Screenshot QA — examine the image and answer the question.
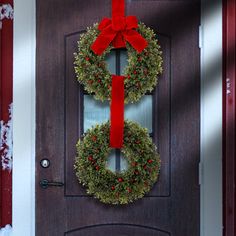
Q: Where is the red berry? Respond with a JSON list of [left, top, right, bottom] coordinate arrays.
[[138, 57, 142, 62], [98, 79, 101, 83], [127, 75, 131, 79], [85, 57, 90, 61], [127, 187, 132, 193], [134, 70, 137, 74], [111, 186, 115, 190], [132, 162, 137, 167], [143, 164, 147, 170], [95, 166, 100, 170], [118, 178, 123, 182], [88, 156, 93, 161], [148, 159, 153, 163], [134, 170, 139, 175], [92, 136, 97, 141]]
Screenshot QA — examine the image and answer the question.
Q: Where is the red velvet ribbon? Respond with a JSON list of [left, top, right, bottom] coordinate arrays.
[[110, 75, 125, 148], [95, 0, 148, 148], [91, 0, 147, 55]]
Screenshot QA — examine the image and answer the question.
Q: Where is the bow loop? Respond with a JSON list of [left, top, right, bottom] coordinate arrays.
[[98, 18, 112, 31], [91, 1, 148, 55], [125, 16, 138, 30]]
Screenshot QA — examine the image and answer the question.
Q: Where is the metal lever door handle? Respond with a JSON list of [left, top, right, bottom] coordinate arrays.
[[39, 179, 64, 189]]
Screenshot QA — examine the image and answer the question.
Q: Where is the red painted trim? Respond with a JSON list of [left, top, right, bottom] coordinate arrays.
[[0, 0, 13, 227], [223, 0, 236, 235]]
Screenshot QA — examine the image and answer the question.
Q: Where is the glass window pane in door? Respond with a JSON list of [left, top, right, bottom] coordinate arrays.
[[83, 96, 110, 132], [105, 50, 116, 74], [84, 95, 152, 133]]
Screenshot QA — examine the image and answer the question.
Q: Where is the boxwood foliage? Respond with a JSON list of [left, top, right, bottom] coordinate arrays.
[[74, 23, 163, 103], [74, 120, 161, 205]]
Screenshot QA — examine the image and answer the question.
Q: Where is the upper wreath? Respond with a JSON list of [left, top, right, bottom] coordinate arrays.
[[74, 22, 163, 103]]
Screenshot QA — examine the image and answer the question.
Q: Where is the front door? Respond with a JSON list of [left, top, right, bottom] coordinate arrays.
[[36, 1, 200, 235]]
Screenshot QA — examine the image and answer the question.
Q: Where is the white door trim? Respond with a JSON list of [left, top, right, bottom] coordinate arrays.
[[12, 0, 222, 235], [200, 1, 222, 235], [13, 0, 35, 235]]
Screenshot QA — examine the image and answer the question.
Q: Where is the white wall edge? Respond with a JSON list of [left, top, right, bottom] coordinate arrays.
[[200, 0, 223, 236], [12, 0, 36, 235], [12, 0, 222, 235]]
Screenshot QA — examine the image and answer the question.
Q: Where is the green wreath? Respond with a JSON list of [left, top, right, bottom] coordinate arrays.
[[74, 23, 163, 103], [74, 120, 161, 204]]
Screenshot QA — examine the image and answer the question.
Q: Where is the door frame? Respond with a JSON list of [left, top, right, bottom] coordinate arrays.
[[12, 0, 223, 235], [223, 0, 236, 235]]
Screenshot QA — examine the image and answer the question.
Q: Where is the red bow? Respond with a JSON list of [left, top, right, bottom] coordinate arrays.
[[91, 6, 147, 55]]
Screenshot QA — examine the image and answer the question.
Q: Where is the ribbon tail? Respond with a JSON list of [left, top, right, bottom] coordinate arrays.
[[110, 75, 125, 148], [91, 30, 116, 55], [123, 30, 148, 53]]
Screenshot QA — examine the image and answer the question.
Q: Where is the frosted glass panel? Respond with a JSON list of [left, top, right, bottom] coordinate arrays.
[[105, 50, 116, 74], [83, 97, 110, 132], [84, 95, 152, 133], [107, 149, 128, 172], [125, 96, 152, 132], [107, 149, 116, 172], [105, 49, 128, 75]]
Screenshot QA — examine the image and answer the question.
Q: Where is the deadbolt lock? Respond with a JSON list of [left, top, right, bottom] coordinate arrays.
[[40, 159, 50, 168]]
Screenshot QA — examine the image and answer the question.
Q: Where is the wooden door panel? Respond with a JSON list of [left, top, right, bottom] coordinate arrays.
[[151, 34, 171, 197], [65, 224, 170, 236], [65, 198, 170, 232], [65, 32, 85, 196], [65, 32, 171, 197], [36, 0, 200, 235]]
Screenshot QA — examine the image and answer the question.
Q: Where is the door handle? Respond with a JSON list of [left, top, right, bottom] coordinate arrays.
[[39, 179, 64, 189]]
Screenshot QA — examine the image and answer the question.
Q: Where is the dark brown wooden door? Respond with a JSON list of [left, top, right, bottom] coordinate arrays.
[[36, 1, 200, 235]]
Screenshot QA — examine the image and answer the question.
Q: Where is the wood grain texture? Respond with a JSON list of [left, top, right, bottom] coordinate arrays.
[[223, 0, 236, 235], [65, 224, 170, 236], [36, 1, 200, 235]]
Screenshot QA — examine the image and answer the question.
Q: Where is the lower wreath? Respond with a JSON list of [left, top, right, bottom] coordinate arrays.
[[74, 120, 161, 205]]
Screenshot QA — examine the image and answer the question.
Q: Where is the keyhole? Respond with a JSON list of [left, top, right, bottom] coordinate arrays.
[[40, 159, 50, 168]]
